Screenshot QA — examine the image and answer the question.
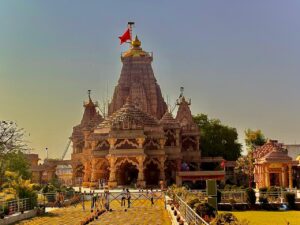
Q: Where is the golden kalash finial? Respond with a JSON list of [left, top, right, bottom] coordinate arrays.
[[131, 35, 141, 48]]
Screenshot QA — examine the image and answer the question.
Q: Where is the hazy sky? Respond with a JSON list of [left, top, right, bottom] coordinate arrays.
[[1, 1, 300, 160]]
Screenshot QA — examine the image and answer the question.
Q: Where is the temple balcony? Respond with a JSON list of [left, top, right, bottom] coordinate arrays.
[[92, 150, 108, 157], [109, 148, 145, 155], [165, 146, 181, 155]]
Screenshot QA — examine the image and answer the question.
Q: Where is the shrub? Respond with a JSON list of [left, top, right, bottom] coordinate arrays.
[[267, 186, 280, 193], [195, 202, 216, 219], [259, 187, 268, 193], [211, 213, 249, 225], [229, 198, 236, 204], [285, 192, 296, 209], [211, 213, 238, 224], [187, 198, 201, 209], [231, 185, 238, 190], [224, 184, 231, 190], [245, 188, 256, 205], [258, 196, 268, 204]]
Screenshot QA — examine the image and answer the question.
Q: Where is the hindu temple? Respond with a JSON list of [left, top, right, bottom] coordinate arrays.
[[69, 35, 225, 188]]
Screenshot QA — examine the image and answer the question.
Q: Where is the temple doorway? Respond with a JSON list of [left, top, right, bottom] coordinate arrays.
[[165, 160, 176, 186], [145, 161, 160, 186], [116, 162, 138, 186], [270, 173, 280, 186]]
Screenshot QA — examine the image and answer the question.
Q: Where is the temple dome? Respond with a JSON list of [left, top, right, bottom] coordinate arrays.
[[99, 100, 160, 129], [159, 111, 180, 129]]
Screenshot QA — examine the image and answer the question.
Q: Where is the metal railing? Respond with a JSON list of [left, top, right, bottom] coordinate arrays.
[[258, 190, 298, 203], [107, 190, 166, 209], [220, 191, 246, 203], [0, 197, 36, 216], [38, 191, 76, 207], [174, 194, 209, 225]]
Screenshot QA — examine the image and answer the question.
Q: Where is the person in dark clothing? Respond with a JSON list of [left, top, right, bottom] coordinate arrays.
[[150, 188, 154, 206], [126, 189, 131, 208]]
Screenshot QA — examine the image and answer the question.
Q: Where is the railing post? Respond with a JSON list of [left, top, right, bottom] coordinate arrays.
[[17, 199, 19, 213]]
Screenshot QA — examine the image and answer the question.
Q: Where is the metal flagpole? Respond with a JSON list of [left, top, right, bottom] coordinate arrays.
[[46, 147, 48, 159], [128, 22, 135, 40]]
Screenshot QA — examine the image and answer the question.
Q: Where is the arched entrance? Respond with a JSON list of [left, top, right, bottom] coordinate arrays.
[[165, 160, 176, 186], [144, 161, 160, 186], [116, 161, 138, 186]]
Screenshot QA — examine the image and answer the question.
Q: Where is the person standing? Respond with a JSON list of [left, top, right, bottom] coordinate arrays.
[[121, 188, 126, 207], [126, 189, 131, 208], [91, 191, 95, 211], [81, 191, 86, 211], [150, 189, 154, 206], [104, 190, 110, 211]]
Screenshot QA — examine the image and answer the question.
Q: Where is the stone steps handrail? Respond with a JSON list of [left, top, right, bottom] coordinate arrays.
[[174, 194, 209, 225]]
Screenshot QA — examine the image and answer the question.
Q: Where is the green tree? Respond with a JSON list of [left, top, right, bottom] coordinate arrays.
[[2, 171, 36, 199], [244, 129, 266, 150], [236, 129, 266, 187], [193, 114, 242, 161], [5, 151, 31, 179], [0, 121, 29, 185]]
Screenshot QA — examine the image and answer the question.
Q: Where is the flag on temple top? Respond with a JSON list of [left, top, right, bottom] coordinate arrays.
[[118, 28, 131, 44]]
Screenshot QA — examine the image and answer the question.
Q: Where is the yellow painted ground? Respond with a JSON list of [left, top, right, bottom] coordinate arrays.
[[14, 200, 172, 225], [221, 211, 300, 225]]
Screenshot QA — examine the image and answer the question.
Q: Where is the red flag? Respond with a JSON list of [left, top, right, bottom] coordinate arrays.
[[118, 28, 131, 45]]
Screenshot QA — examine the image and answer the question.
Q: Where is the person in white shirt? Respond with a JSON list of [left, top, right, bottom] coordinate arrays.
[[121, 188, 126, 207]]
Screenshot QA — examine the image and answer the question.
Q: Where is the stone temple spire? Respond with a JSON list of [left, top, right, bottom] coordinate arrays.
[[108, 36, 167, 119], [175, 88, 195, 128], [81, 90, 102, 127]]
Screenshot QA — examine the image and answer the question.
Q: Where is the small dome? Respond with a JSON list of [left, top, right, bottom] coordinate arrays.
[[98, 101, 159, 129], [122, 36, 150, 58], [159, 111, 180, 128], [131, 35, 141, 47]]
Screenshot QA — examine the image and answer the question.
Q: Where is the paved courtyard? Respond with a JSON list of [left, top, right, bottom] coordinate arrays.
[[14, 200, 172, 225]]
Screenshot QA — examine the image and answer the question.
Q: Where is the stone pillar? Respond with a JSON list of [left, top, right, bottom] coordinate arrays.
[[137, 137, 145, 149], [282, 166, 287, 187], [288, 164, 293, 189], [82, 129, 90, 149], [91, 158, 99, 184], [107, 155, 117, 188], [260, 165, 265, 188], [265, 165, 270, 187], [137, 155, 146, 188], [158, 156, 166, 181], [159, 138, 166, 149], [83, 161, 91, 184], [176, 159, 182, 171], [108, 138, 117, 150], [91, 141, 97, 151], [175, 130, 180, 147]]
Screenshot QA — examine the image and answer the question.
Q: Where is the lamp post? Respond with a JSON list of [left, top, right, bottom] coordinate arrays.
[[45, 147, 48, 160]]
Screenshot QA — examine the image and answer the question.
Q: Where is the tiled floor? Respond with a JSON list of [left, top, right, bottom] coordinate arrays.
[[14, 200, 172, 225]]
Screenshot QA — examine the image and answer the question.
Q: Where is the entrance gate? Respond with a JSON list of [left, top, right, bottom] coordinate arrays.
[[107, 190, 166, 209]]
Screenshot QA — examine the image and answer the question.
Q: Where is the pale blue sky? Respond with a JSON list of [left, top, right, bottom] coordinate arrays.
[[1, 1, 300, 159]]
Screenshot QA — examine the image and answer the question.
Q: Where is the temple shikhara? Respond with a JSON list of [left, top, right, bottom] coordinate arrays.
[[70, 35, 216, 188]]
